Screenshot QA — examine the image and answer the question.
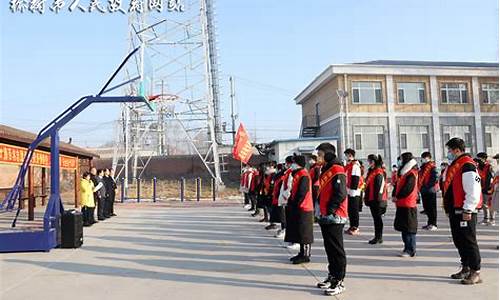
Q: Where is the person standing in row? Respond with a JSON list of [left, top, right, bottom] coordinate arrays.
[[476, 152, 494, 225], [80, 172, 95, 227], [490, 154, 499, 226], [393, 152, 419, 258], [308, 155, 322, 220], [443, 138, 483, 285], [280, 156, 297, 250], [285, 155, 314, 265], [364, 154, 387, 245], [240, 164, 251, 209], [343, 149, 362, 236], [315, 143, 348, 296], [270, 164, 286, 238], [90, 168, 102, 222], [248, 165, 259, 216], [103, 168, 116, 218], [391, 164, 398, 188], [263, 162, 277, 228], [418, 152, 439, 231]]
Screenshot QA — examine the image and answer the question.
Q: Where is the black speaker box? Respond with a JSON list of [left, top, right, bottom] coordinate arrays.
[[61, 209, 83, 248]]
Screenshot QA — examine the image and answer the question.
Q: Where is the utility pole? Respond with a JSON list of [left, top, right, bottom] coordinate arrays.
[[229, 76, 237, 145]]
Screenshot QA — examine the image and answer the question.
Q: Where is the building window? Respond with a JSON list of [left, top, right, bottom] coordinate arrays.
[[481, 83, 499, 104], [400, 133, 407, 149], [397, 82, 426, 104], [352, 126, 385, 158], [355, 134, 362, 150], [442, 125, 472, 154], [352, 81, 383, 104], [440, 83, 468, 104], [399, 126, 430, 155], [485, 125, 499, 155]]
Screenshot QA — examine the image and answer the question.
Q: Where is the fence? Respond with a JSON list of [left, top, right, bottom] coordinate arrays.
[[118, 177, 241, 203]]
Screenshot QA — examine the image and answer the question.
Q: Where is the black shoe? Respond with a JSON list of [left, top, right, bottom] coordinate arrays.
[[324, 280, 345, 296], [265, 224, 278, 230], [247, 208, 254, 211], [451, 266, 470, 279], [251, 212, 259, 217], [289, 254, 301, 261], [292, 256, 310, 264], [98, 218, 105, 221], [111, 213, 117, 217], [317, 275, 334, 289], [420, 210, 426, 214], [368, 238, 383, 245], [83, 223, 91, 227], [91, 220, 99, 224]]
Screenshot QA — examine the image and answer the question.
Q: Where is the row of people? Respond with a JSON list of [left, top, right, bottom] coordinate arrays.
[[80, 167, 117, 227], [239, 137, 498, 296]]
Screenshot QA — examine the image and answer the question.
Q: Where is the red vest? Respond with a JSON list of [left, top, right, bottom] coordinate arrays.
[[391, 170, 398, 186], [289, 168, 314, 212], [249, 169, 259, 192], [318, 164, 348, 217], [418, 161, 438, 191], [345, 160, 363, 189], [262, 175, 273, 195], [395, 168, 418, 208], [272, 175, 283, 205], [443, 155, 483, 210], [366, 167, 387, 202], [309, 163, 321, 187], [478, 162, 491, 190], [240, 170, 248, 187]]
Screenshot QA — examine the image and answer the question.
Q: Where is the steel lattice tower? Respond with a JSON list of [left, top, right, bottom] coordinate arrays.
[[112, 0, 223, 194]]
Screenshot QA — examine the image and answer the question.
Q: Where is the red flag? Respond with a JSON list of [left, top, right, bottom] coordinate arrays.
[[232, 123, 253, 164]]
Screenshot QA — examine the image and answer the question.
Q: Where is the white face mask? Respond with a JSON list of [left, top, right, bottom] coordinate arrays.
[[291, 163, 300, 170], [309, 160, 315, 165]]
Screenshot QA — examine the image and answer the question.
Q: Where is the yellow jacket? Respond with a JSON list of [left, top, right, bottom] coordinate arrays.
[[80, 178, 95, 208]]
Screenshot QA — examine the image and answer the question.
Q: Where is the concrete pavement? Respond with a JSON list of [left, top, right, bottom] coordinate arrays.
[[0, 201, 498, 300]]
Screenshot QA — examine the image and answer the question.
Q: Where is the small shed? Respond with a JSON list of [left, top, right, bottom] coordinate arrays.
[[0, 124, 99, 211]]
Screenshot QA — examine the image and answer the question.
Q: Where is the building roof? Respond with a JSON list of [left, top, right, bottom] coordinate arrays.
[[268, 136, 339, 145], [0, 124, 99, 159], [354, 60, 498, 68], [295, 60, 499, 104]]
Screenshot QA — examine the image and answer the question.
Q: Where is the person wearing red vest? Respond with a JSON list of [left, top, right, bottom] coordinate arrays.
[[270, 164, 287, 238], [248, 166, 260, 214], [259, 162, 276, 225], [419, 152, 439, 230], [240, 164, 251, 209], [476, 152, 494, 225], [308, 154, 322, 219], [279, 156, 296, 247], [444, 138, 482, 285], [392, 152, 419, 258], [284, 155, 314, 265], [439, 162, 448, 192], [314, 143, 348, 297], [343, 148, 362, 236], [489, 154, 499, 227], [391, 164, 398, 188], [251, 163, 266, 218], [364, 154, 387, 245]]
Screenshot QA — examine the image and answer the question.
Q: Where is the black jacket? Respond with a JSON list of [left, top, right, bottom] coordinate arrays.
[[420, 161, 439, 194]]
